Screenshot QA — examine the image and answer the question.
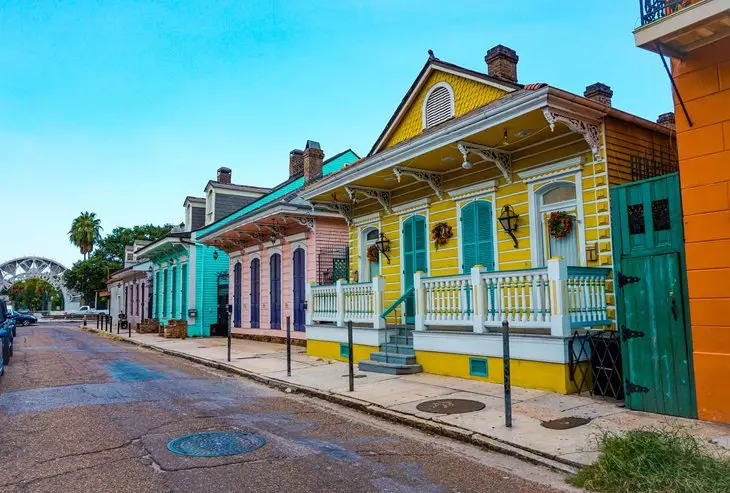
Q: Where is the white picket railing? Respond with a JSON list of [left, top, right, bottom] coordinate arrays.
[[307, 259, 611, 337], [421, 274, 474, 326]]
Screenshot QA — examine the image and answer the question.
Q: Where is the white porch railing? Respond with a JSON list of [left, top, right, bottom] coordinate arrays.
[[307, 276, 385, 328], [307, 258, 611, 337]]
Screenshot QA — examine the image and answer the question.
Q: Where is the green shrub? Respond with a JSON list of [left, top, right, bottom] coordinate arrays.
[[570, 427, 730, 493]]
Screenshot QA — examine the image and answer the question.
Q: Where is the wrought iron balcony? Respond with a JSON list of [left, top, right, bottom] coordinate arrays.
[[640, 0, 699, 26]]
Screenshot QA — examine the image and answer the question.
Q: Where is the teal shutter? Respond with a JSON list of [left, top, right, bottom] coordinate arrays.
[[402, 218, 414, 292], [413, 215, 428, 274], [461, 203, 477, 273], [181, 264, 188, 320], [476, 201, 495, 272]]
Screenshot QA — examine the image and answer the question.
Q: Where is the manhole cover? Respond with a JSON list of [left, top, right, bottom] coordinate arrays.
[[541, 417, 592, 430], [416, 399, 486, 414], [167, 432, 266, 457]]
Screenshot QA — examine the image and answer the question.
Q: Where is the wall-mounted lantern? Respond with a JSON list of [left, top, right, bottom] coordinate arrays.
[[375, 233, 392, 264], [498, 204, 520, 248], [212, 250, 219, 261]]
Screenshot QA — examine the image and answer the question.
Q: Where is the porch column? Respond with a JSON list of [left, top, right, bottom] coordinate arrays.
[[547, 257, 571, 337], [471, 265, 486, 334], [335, 278, 345, 327], [305, 281, 314, 326], [372, 275, 385, 329], [414, 271, 426, 331]]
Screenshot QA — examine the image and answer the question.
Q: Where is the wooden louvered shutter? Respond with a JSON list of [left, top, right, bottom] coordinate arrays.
[[403, 218, 414, 289], [461, 203, 477, 273], [424, 86, 454, 128], [476, 201, 495, 272], [413, 215, 428, 274]]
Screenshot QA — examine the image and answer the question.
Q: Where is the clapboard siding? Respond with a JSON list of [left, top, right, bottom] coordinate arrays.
[[605, 117, 675, 186]]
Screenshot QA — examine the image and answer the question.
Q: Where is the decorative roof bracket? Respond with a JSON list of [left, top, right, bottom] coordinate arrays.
[[345, 186, 392, 213], [457, 141, 512, 183], [283, 215, 314, 230], [542, 108, 601, 161], [313, 201, 354, 226], [239, 231, 265, 242], [393, 166, 444, 200]]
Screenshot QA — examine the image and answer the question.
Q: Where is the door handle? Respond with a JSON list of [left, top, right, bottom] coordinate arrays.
[[671, 299, 678, 322]]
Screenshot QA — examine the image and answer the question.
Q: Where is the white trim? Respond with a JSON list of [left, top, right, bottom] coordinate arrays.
[[188, 245, 197, 323], [285, 232, 307, 243], [413, 331, 573, 364], [245, 245, 262, 254], [359, 224, 383, 282], [517, 156, 584, 181], [267, 246, 283, 259], [352, 212, 381, 226], [421, 81, 455, 130], [393, 197, 432, 215], [301, 88, 551, 200], [528, 175, 586, 267], [248, 251, 261, 262], [447, 180, 497, 200]]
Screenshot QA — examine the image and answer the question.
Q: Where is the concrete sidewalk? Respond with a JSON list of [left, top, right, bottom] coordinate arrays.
[[83, 326, 730, 471]]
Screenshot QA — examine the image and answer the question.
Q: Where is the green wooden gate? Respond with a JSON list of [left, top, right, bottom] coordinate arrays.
[[610, 173, 696, 418]]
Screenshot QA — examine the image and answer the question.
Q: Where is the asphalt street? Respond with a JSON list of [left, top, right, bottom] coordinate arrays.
[[0, 323, 580, 493]]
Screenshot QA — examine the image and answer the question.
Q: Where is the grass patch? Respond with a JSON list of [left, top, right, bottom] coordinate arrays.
[[570, 427, 730, 493]]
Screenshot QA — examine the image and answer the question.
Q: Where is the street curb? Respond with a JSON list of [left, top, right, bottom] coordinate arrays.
[[82, 326, 580, 475]]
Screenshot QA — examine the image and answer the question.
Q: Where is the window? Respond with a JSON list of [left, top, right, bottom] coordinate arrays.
[[422, 83, 454, 129], [205, 190, 214, 224], [361, 227, 381, 282], [541, 184, 576, 206], [535, 181, 580, 266]]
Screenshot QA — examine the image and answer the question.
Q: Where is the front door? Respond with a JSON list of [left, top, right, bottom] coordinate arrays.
[[233, 262, 242, 327], [270, 254, 282, 329], [215, 276, 229, 337], [611, 173, 695, 418], [293, 248, 306, 331], [250, 259, 260, 328], [402, 215, 427, 324]]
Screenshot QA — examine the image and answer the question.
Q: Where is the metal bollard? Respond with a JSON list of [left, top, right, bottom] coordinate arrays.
[[96, 316, 100, 330], [129, 322, 132, 338], [347, 320, 354, 392], [502, 319, 512, 428], [286, 316, 291, 377], [117, 320, 120, 335], [83, 315, 87, 327]]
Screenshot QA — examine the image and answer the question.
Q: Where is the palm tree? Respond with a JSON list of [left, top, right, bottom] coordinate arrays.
[[69, 212, 102, 260]]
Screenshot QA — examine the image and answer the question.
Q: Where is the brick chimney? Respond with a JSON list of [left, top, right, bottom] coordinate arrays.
[[485, 45, 519, 83], [584, 83, 613, 106], [217, 167, 232, 184], [303, 140, 324, 185], [289, 149, 304, 177], [657, 112, 676, 130]]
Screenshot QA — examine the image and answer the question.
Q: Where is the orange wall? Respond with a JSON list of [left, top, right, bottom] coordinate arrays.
[[672, 36, 730, 423]]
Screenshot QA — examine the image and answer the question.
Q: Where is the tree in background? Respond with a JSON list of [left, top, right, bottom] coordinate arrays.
[[68, 212, 103, 260], [63, 223, 171, 304], [7, 279, 62, 311]]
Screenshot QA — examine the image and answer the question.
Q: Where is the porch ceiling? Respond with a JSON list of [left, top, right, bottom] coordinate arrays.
[[205, 211, 313, 253], [319, 108, 579, 199]]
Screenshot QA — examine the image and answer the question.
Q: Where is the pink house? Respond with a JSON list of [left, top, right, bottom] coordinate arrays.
[[197, 141, 358, 334]]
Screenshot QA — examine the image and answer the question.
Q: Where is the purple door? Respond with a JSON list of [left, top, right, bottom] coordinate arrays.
[[270, 253, 281, 329], [233, 262, 242, 327], [293, 248, 306, 331], [250, 258, 260, 328]]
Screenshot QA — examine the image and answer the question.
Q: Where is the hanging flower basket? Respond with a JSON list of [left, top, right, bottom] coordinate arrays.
[[548, 211, 573, 239], [431, 222, 453, 248], [366, 245, 379, 263]]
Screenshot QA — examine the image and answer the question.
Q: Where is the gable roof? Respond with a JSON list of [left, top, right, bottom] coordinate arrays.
[[368, 54, 521, 156], [196, 148, 360, 240]]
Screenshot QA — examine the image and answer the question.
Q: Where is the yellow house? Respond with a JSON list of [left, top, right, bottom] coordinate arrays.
[[300, 45, 675, 394]]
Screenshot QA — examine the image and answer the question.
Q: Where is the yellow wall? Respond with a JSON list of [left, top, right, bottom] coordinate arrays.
[[384, 71, 507, 149], [307, 340, 378, 364], [415, 350, 587, 394]]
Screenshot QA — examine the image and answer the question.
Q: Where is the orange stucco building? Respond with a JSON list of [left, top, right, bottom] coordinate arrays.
[[635, 0, 730, 423]]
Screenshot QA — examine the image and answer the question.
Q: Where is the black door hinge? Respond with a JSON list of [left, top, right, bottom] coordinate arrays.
[[625, 379, 649, 395], [621, 325, 645, 342], [617, 272, 641, 288]]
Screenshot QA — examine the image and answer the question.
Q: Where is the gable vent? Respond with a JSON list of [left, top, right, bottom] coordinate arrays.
[[423, 83, 454, 129]]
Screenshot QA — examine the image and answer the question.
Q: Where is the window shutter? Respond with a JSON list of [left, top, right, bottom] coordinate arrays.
[[461, 203, 477, 273], [413, 216, 428, 274], [424, 86, 454, 128], [476, 201, 495, 272]]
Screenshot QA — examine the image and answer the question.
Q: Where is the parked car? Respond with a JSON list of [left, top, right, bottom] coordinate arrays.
[[9, 310, 36, 328], [72, 306, 109, 316]]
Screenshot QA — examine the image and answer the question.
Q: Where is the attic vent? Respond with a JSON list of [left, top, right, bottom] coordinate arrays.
[[423, 83, 454, 129]]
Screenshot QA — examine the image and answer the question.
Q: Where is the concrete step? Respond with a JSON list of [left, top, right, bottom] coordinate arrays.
[[379, 343, 415, 355], [388, 334, 413, 345], [358, 359, 423, 375], [369, 352, 418, 365]]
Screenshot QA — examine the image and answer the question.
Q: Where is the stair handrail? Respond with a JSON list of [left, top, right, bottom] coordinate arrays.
[[380, 287, 415, 319]]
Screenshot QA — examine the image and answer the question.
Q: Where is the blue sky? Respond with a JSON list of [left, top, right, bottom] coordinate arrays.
[[0, 1, 671, 268]]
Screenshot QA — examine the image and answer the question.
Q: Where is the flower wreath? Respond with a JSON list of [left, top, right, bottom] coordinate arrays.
[[431, 222, 453, 248], [366, 245, 379, 263], [548, 211, 573, 239]]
